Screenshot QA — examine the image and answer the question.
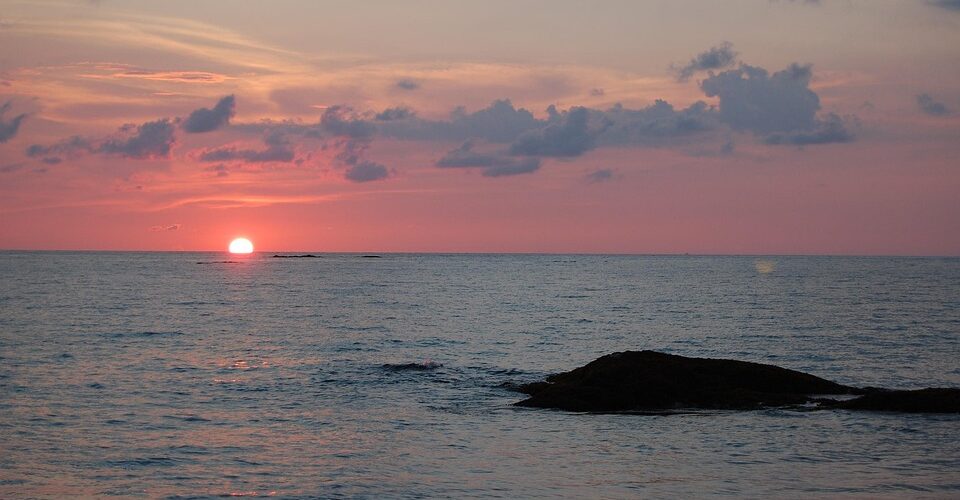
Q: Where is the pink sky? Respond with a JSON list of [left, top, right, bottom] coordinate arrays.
[[1, 0, 958, 254]]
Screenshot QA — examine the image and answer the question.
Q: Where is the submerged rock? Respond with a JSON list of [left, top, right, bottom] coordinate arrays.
[[516, 350, 858, 412]]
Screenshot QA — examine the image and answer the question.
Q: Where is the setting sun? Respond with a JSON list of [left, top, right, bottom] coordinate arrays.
[[228, 238, 254, 254]]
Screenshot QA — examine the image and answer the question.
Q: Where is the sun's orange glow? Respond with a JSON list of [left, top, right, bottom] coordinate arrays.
[[228, 237, 254, 254]]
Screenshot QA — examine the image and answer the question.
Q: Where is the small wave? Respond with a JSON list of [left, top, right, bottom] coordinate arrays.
[[382, 361, 443, 371], [164, 415, 211, 423], [196, 261, 240, 264]]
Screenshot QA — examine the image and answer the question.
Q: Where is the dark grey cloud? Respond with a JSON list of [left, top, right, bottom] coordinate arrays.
[[345, 161, 389, 182], [675, 42, 738, 81], [436, 141, 541, 177], [182, 95, 235, 133], [482, 158, 540, 177], [26, 136, 90, 159], [917, 93, 950, 116], [701, 63, 818, 133], [199, 131, 294, 163], [928, 0, 960, 11], [700, 63, 853, 145], [452, 99, 541, 143], [31, 119, 177, 160], [0, 100, 27, 143], [98, 119, 176, 158], [585, 169, 614, 183], [592, 100, 717, 146], [762, 113, 853, 145], [321, 105, 375, 138], [375, 106, 415, 121], [396, 79, 420, 90], [510, 106, 594, 157], [378, 99, 540, 143]]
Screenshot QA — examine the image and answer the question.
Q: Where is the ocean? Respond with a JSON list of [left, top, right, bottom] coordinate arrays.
[[1, 252, 958, 497]]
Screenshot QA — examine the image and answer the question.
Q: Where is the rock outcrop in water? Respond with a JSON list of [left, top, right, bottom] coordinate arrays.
[[822, 388, 960, 413], [515, 350, 960, 413]]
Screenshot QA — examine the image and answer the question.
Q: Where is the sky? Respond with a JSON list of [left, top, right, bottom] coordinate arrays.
[[0, 0, 958, 254]]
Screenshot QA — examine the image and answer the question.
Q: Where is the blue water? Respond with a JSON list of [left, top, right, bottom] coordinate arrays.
[[1, 252, 958, 497]]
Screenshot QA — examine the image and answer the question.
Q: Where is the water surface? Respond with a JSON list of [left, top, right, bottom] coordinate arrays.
[[1, 253, 958, 497]]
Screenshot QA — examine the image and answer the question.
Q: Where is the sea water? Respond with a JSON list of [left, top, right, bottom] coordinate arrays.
[[1, 252, 958, 497]]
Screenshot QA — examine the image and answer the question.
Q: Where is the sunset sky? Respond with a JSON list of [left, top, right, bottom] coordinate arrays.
[[1, 0, 958, 254]]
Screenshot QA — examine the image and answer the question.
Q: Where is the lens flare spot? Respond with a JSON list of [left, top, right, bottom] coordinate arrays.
[[755, 259, 776, 274]]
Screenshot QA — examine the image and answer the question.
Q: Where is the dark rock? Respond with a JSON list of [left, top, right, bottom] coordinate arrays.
[[828, 388, 960, 413], [272, 254, 322, 258], [515, 350, 859, 412], [360, 255, 382, 258]]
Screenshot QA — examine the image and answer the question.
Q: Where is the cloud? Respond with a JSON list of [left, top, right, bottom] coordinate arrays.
[[701, 63, 819, 133], [928, 0, 960, 11], [98, 119, 176, 158], [762, 113, 853, 145], [381, 99, 717, 153], [375, 106, 415, 121], [482, 158, 540, 177], [0, 162, 25, 173], [378, 99, 540, 143], [510, 106, 594, 157], [590, 88, 605, 96], [150, 224, 182, 231], [26, 136, 90, 159], [675, 42, 738, 81], [436, 141, 542, 176], [182, 95, 235, 133], [585, 169, 614, 183], [345, 161, 389, 182], [436, 141, 509, 167], [917, 93, 950, 116], [204, 164, 229, 177], [0, 100, 27, 143], [30, 119, 177, 160], [395, 79, 420, 90], [592, 100, 717, 146], [320, 105, 375, 138], [198, 131, 294, 163], [699, 62, 853, 145]]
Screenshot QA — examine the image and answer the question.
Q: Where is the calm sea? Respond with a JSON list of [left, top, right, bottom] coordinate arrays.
[[1, 252, 958, 498]]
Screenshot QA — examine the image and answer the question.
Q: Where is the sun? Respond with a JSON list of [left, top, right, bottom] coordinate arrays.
[[228, 237, 254, 254]]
